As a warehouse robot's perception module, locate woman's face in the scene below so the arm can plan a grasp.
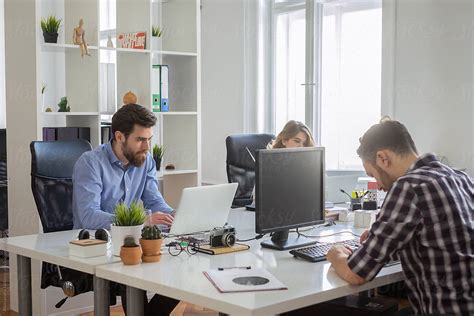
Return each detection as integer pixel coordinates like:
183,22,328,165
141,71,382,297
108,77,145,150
282,131,307,148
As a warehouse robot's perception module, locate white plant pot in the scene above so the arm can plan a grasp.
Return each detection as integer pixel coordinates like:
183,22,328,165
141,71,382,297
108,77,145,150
110,224,144,256
152,37,162,51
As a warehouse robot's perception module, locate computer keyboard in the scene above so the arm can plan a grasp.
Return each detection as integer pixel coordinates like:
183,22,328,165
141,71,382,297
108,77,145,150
290,239,361,263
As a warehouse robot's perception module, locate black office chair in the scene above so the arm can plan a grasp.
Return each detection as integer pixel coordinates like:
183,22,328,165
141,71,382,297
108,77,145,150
0,129,7,233
226,133,275,208
30,139,94,307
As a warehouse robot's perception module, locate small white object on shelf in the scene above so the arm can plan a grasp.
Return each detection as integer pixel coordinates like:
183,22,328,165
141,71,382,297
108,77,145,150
69,239,107,258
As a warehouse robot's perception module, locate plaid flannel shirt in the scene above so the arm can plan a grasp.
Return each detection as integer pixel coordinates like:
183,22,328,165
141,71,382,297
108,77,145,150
347,154,473,315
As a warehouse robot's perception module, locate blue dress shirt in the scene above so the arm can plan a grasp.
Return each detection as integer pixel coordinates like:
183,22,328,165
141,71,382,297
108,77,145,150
72,142,172,229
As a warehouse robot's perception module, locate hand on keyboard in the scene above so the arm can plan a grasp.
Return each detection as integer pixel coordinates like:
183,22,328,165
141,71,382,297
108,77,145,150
290,239,361,263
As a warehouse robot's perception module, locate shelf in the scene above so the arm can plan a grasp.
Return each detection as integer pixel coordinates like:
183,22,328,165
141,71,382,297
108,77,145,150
42,112,100,116
41,43,99,52
99,46,197,57
154,111,197,116
157,169,198,177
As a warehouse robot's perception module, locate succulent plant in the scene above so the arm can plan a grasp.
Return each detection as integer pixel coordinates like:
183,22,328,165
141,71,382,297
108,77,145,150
152,25,162,37
123,236,138,247
57,96,70,112
40,15,62,34
113,201,147,226
141,225,162,240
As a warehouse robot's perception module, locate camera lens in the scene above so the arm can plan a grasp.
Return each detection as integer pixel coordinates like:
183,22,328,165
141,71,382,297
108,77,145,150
222,233,236,247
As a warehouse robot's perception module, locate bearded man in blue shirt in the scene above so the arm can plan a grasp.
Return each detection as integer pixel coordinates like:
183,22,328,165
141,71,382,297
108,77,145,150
73,103,178,315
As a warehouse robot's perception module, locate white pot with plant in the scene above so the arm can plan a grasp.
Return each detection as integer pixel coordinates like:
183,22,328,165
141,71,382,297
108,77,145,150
110,201,147,256
151,25,162,51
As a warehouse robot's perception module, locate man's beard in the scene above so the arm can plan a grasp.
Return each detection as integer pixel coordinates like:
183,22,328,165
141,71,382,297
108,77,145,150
373,164,395,192
122,142,147,167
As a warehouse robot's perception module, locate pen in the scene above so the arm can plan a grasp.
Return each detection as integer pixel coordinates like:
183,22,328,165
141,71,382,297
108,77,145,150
218,266,251,271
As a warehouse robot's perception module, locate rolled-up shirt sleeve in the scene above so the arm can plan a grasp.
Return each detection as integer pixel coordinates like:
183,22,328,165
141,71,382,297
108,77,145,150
72,154,114,229
348,181,420,280
141,157,172,214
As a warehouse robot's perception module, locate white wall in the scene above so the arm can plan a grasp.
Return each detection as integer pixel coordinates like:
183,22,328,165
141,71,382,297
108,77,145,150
386,0,473,175
201,0,247,184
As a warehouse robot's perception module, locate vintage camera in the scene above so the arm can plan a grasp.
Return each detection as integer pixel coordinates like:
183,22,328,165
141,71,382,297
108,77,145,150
209,225,236,247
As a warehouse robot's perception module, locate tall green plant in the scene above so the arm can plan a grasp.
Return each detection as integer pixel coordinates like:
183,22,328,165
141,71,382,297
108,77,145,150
152,144,165,160
40,15,62,33
151,25,162,37
113,201,147,226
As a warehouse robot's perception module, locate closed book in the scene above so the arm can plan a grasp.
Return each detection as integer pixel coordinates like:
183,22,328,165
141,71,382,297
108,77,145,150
69,239,107,258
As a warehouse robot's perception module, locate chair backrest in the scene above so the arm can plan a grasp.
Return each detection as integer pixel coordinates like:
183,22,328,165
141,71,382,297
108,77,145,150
30,140,92,233
226,133,274,207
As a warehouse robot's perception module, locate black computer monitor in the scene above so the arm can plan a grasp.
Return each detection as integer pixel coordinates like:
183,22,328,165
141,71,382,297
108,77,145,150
255,147,325,250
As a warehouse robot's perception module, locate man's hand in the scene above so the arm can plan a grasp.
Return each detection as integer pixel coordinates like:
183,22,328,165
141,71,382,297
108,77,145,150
149,211,174,226
360,229,370,243
326,244,366,286
327,244,353,262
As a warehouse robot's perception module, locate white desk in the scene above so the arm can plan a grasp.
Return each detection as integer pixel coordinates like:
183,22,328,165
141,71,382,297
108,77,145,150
96,209,404,315
0,229,121,316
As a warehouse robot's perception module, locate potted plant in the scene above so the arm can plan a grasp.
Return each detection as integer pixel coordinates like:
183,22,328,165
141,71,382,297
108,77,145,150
151,25,162,50
57,96,70,112
140,225,163,262
120,236,142,265
110,201,147,256
41,15,62,43
152,144,165,171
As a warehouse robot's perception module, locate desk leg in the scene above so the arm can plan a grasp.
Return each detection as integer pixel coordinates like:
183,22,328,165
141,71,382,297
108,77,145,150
126,285,145,316
17,255,32,316
94,276,110,316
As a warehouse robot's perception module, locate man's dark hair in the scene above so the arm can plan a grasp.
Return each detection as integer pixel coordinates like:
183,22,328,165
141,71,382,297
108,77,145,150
112,104,157,138
357,119,418,163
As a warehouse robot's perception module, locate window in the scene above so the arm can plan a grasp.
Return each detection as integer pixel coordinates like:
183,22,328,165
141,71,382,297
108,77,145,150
261,0,382,170
321,2,382,170
274,7,306,132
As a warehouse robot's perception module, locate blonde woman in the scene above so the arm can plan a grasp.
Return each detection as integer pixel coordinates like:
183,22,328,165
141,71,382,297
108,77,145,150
269,120,315,149
250,120,315,206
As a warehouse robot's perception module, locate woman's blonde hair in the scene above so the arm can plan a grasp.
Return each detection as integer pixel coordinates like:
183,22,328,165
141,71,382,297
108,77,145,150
270,120,315,148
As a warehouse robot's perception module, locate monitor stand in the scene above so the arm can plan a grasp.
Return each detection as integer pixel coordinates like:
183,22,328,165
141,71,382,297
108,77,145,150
260,229,316,250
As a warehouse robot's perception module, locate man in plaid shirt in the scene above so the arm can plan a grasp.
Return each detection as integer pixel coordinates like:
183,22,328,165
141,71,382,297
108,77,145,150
327,120,473,315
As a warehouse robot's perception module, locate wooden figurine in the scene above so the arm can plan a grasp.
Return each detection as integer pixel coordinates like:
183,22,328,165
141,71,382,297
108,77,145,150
73,19,91,58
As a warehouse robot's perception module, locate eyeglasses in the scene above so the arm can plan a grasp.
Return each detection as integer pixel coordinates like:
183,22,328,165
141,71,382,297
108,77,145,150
167,241,199,256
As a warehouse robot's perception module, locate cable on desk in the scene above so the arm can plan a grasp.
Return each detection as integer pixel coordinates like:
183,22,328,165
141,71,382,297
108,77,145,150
237,234,265,242
296,229,360,239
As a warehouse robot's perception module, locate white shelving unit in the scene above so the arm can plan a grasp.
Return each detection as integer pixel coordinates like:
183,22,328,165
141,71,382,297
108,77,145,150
35,0,201,312
37,0,201,205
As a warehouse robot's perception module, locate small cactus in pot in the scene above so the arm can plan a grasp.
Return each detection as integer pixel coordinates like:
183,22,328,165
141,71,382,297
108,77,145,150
120,236,142,265
140,224,163,262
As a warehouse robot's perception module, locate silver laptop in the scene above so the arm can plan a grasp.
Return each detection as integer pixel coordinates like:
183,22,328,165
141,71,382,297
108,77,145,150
169,183,238,235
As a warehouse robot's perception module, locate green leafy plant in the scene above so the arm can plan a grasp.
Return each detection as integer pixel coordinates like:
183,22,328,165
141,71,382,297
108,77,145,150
123,236,139,247
152,144,165,160
57,96,70,112
113,201,147,226
151,25,162,37
40,15,62,34
141,225,162,240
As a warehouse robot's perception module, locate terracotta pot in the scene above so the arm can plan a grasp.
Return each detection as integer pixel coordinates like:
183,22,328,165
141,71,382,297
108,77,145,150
120,246,142,265
140,238,163,256
142,253,162,263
